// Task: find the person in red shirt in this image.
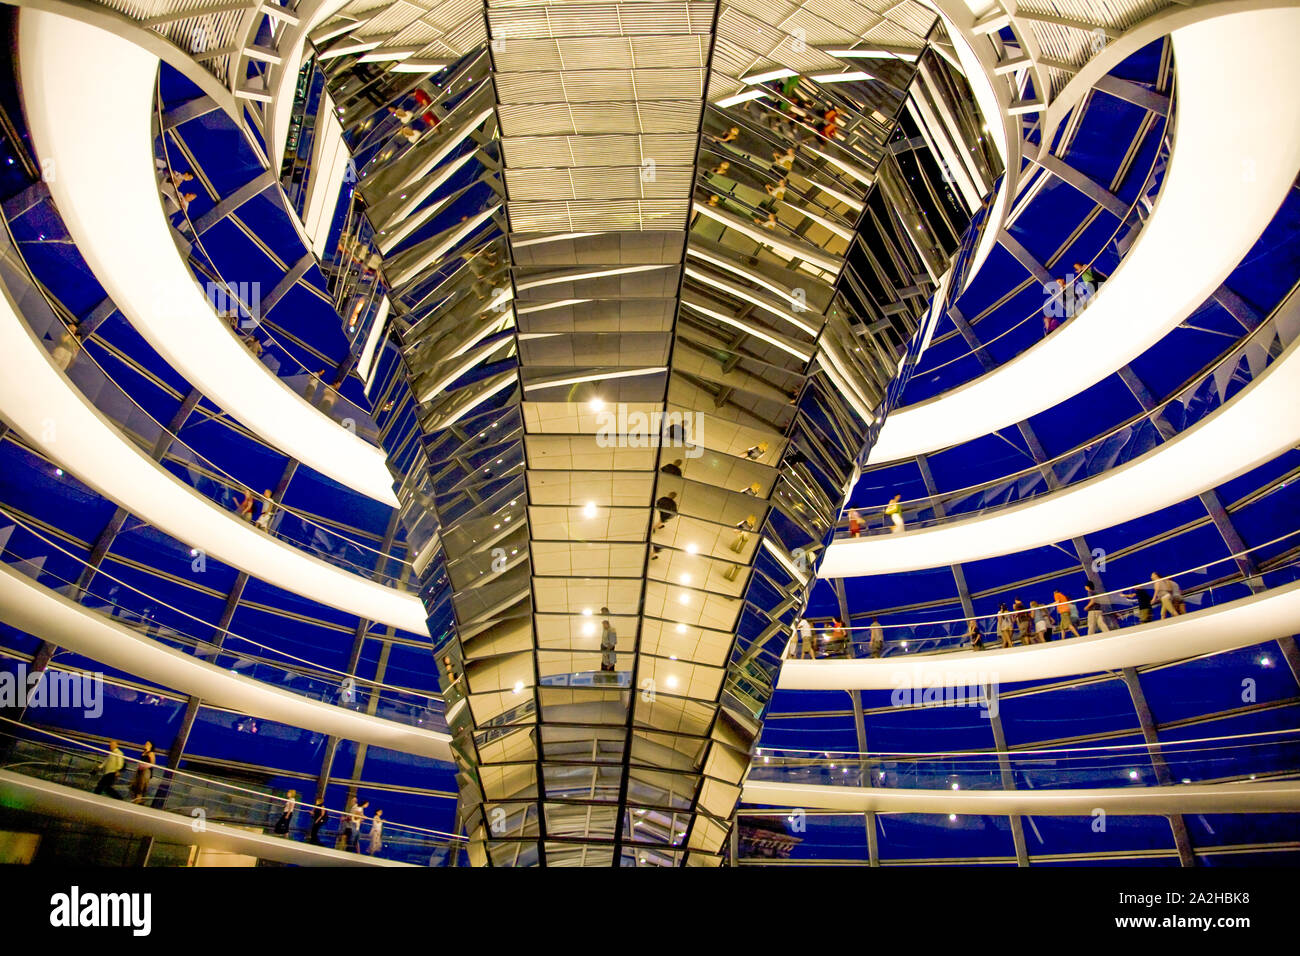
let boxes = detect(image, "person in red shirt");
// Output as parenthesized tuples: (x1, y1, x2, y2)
(411, 88, 438, 128)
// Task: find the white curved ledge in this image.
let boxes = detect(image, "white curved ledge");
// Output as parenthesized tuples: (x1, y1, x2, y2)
(0, 770, 414, 866)
(0, 278, 428, 634)
(0, 562, 451, 762)
(821, 327, 1300, 577)
(18, 10, 398, 506)
(779, 579, 1300, 690)
(870, 5, 1300, 464)
(741, 778, 1300, 815)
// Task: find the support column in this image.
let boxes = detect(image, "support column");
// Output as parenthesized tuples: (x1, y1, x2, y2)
(984, 683, 1029, 867)
(1119, 667, 1195, 866)
(850, 691, 880, 866)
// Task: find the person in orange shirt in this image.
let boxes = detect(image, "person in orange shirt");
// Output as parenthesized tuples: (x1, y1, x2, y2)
(847, 509, 863, 537)
(1053, 590, 1081, 638)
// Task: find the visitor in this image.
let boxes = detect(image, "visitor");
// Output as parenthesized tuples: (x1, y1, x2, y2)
(345, 798, 368, 852)
(255, 491, 276, 532)
(653, 491, 678, 531)
(1084, 582, 1111, 634)
(92, 740, 125, 798)
(869, 619, 884, 658)
(996, 603, 1014, 648)
(236, 490, 255, 521)
(847, 509, 864, 538)
(966, 617, 984, 651)
(274, 789, 297, 837)
(51, 326, 80, 371)
(309, 805, 328, 845)
(600, 620, 617, 672)
(796, 618, 814, 659)
(885, 494, 904, 534)
(1030, 601, 1050, 643)
(368, 810, 384, 856)
(1043, 278, 1066, 334)
(744, 441, 768, 460)
(1012, 598, 1030, 644)
(1123, 584, 1154, 624)
(1053, 590, 1081, 638)
(660, 458, 684, 477)
(1152, 572, 1183, 618)
(829, 618, 847, 657)
(130, 741, 155, 804)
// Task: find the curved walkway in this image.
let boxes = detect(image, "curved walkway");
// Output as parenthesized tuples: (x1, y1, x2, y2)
(779, 579, 1300, 690)
(869, 4, 1300, 464)
(0, 561, 452, 761)
(741, 778, 1300, 815)
(820, 320, 1300, 576)
(0, 770, 410, 867)
(0, 278, 428, 634)
(17, 9, 396, 505)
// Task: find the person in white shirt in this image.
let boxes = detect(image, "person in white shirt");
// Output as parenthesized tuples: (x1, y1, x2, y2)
(869, 620, 884, 658)
(368, 809, 384, 856)
(255, 491, 275, 532)
(796, 618, 814, 659)
(1151, 572, 1183, 618)
(345, 798, 368, 852)
(274, 790, 296, 836)
(996, 603, 1014, 648)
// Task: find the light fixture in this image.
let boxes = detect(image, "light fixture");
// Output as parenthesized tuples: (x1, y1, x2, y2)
(665, 675, 678, 689)
(588, 397, 605, 412)
(715, 89, 767, 108)
(685, 542, 698, 555)
(811, 71, 873, 83)
(1128, 770, 1139, 780)
(513, 680, 524, 693)
(675, 623, 686, 634)
(741, 67, 797, 85)
(582, 608, 593, 617)
(583, 502, 597, 518)
(948, 814, 957, 822)
(582, 622, 595, 636)
(679, 573, 692, 585)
